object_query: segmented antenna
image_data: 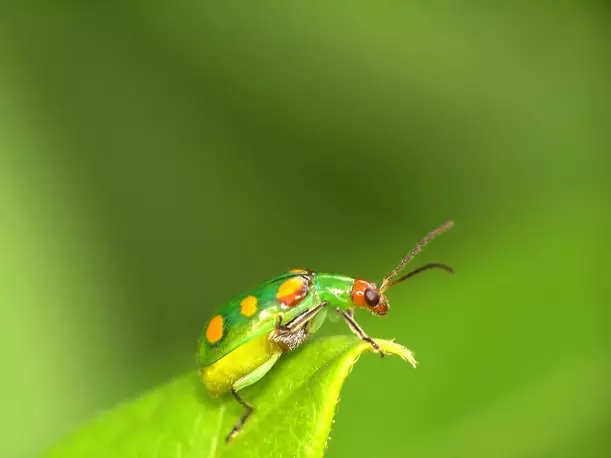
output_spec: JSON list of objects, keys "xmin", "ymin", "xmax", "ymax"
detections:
[{"xmin": 380, "ymin": 220, "xmax": 455, "ymax": 292}]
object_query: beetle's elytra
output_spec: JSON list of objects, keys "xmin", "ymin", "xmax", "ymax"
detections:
[{"xmin": 198, "ymin": 221, "xmax": 455, "ymax": 443}]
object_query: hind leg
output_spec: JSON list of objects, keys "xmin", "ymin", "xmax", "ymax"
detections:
[
  {"xmin": 226, "ymin": 304, "xmax": 328, "ymax": 442},
  {"xmin": 225, "ymin": 353, "xmax": 280, "ymax": 443}
]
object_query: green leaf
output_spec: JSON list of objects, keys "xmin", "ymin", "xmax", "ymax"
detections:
[{"xmin": 45, "ymin": 336, "xmax": 416, "ymax": 458}]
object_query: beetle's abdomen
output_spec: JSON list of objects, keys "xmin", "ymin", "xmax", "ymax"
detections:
[{"xmin": 200, "ymin": 332, "xmax": 282, "ymax": 396}]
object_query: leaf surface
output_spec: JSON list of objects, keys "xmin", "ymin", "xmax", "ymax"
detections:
[{"xmin": 45, "ymin": 336, "xmax": 416, "ymax": 458}]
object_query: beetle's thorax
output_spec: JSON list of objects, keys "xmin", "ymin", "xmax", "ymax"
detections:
[{"xmin": 313, "ymin": 273, "xmax": 355, "ymax": 310}]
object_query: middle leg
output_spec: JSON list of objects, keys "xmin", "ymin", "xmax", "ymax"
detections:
[
  {"xmin": 275, "ymin": 301, "xmax": 328, "ymax": 333},
  {"xmin": 271, "ymin": 301, "xmax": 328, "ymax": 351}
]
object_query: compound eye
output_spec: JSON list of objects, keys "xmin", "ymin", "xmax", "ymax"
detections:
[{"xmin": 364, "ymin": 288, "xmax": 380, "ymax": 307}]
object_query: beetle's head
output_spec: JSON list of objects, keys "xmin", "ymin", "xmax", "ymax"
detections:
[
  {"xmin": 351, "ymin": 279, "xmax": 389, "ymax": 315},
  {"xmin": 351, "ymin": 220, "xmax": 456, "ymax": 316}
]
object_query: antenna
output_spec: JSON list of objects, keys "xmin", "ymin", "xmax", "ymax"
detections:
[
  {"xmin": 382, "ymin": 262, "xmax": 453, "ymax": 290},
  {"xmin": 380, "ymin": 220, "xmax": 454, "ymax": 292}
]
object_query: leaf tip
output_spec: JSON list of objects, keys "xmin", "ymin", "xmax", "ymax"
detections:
[{"xmin": 373, "ymin": 339, "xmax": 419, "ymax": 368}]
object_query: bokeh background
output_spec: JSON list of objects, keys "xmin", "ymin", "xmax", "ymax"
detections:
[{"xmin": 1, "ymin": 2, "xmax": 610, "ymax": 457}]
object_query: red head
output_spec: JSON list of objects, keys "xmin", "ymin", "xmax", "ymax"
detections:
[
  {"xmin": 351, "ymin": 279, "xmax": 389, "ymax": 315},
  {"xmin": 350, "ymin": 220, "xmax": 455, "ymax": 316}
]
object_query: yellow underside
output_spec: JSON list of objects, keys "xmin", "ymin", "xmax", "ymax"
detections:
[{"xmin": 200, "ymin": 332, "xmax": 282, "ymax": 396}]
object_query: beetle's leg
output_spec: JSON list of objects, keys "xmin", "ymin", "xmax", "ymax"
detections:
[
  {"xmin": 226, "ymin": 389, "xmax": 254, "ymax": 443},
  {"xmin": 270, "ymin": 327, "xmax": 308, "ymax": 351},
  {"xmin": 226, "ymin": 353, "xmax": 281, "ymax": 442},
  {"xmin": 275, "ymin": 301, "xmax": 328, "ymax": 333},
  {"xmin": 336, "ymin": 307, "xmax": 384, "ymax": 358},
  {"xmin": 271, "ymin": 302, "xmax": 328, "ymax": 351},
  {"xmin": 275, "ymin": 313, "xmax": 284, "ymax": 328}
]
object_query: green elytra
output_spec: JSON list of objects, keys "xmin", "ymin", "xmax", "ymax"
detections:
[
  {"xmin": 198, "ymin": 221, "xmax": 455, "ymax": 443},
  {"xmin": 198, "ymin": 272, "xmax": 353, "ymax": 367}
]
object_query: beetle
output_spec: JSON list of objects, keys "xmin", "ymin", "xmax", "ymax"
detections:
[{"xmin": 198, "ymin": 221, "xmax": 454, "ymax": 442}]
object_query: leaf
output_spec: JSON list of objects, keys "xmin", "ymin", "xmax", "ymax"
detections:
[{"xmin": 44, "ymin": 336, "xmax": 417, "ymax": 458}]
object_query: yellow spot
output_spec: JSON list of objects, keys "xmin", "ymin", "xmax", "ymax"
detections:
[
  {"xmin": 206, "ymin": 315, "xmax": 224, "ymax": 344},
  {"xmin": 240, "ymin": 295, "xmax": 258, "ymax": 317},
  {"xmin": 277, "ymin": 277, "xmax": 304, "ymax": 298}
]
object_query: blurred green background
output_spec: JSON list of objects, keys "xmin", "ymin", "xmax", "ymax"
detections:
[{"xmin": 1, "ymin": 2, "xmax": 610, "ymax": 457}]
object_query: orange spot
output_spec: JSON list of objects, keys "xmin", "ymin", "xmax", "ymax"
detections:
[
  {"xmin": 240, "ymin": 295, "xmax": 258, "ymax": 317},
  {"xmin": 289, "ymin": 268, "xmax": 308, "ymax": 274},
  {"xmin": 276, "ymin": 277, "xmax": 308, "ymax": 307},
  {"xmin": 206, "ymin": 315, "xmax": 224, "ymax": 344}
]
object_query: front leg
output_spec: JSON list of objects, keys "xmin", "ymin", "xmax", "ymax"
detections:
[{"xmin": 337, "ymin": 307, "xmax": 384, "ymax": 358}]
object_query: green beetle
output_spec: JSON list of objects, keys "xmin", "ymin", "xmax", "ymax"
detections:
[{"xmin": 198, "ymin": 221, "xmax": 454, "ymax": 442}]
